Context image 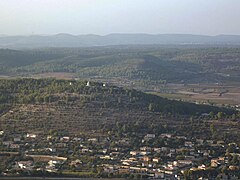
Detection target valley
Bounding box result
[0,46,239,179]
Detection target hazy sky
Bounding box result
[0,0,240,35]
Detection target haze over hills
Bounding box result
[1,34,240,49]
[1,46,240,93]
[1,0,240,178]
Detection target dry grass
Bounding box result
[150,83,240,106]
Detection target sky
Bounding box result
[0,0,240,36]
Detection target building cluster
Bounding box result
[0,130,239,179]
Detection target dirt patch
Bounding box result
[33,72,76,79]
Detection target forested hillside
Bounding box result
[0,46,240,86]
[0,49,65,73]
[0,79,239,179]
[0,78,236,133]
[0,78,234,115]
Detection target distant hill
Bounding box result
[0,78,235,121]
[1,34,240,49]
[0,78,236,138]
[0,46,240,86]
[0,79,236,135]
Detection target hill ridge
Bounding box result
[1,34,240,49]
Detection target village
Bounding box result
[0,128,239,179]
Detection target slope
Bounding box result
[0,79,236,135]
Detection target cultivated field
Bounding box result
[150,83,240,106]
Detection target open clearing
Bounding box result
[150,83,240,106]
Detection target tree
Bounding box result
[210,123,216,136]
[227,144,236,153]
[217,112,223,119]
[209,111,214,119]
[231,113,236,120]
[148,103,154,111]
[230,155,239,165]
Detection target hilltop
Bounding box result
[0,79,236,135]
[1,46,240,84]
[1,46,240,107]
[1,34,240,49]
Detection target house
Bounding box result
[110,152,120,156]
[167,152,175,158]
[201,113,210,117]
[130,151,138,156]
[140,151,150,156]
[217,140,225,145]
[153,148,161,153]
[175,136,187,140]
[55,143,67,148]
[60,136,70,141]
[211,157,225,167]
[48,160,63,167]
[82,148,91,153]
[140,147,152,151]
[152,158,160,163]
[17,160,33,169]
[86,81,90,87]
[170,149,176,153]
[161,147,169,152]
[141,162,151,167]
[100,155,112,160]
[200,150,210,157]
[196,139,204,145]
[177,160,193,165]
[111,147,119,151]
[154,172,165,179]
[197,164,207,170]
[103,165,116,173]
[70,159,82,167]
[160,133,173,138]
[144,134,155,141]
[10,144,20,149]
[46,148,56,152]
[0,130,4,135]
[145,134,155,138]
[47,135,52,140]
[143,156,150,162]
[99,149,108,154]
[88,138,97,142]
[73,137,83,141]
[13,137,21,142]
[26,133,37,138]
[122,161,130,166]
[206,140,214,144]
[184,141,194,147]
[129,157,137,161]
[45,166,58,172]
[129,166,148,173]
[163,165,179,175]
[2,141,13,146]
[229,165,239,171]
